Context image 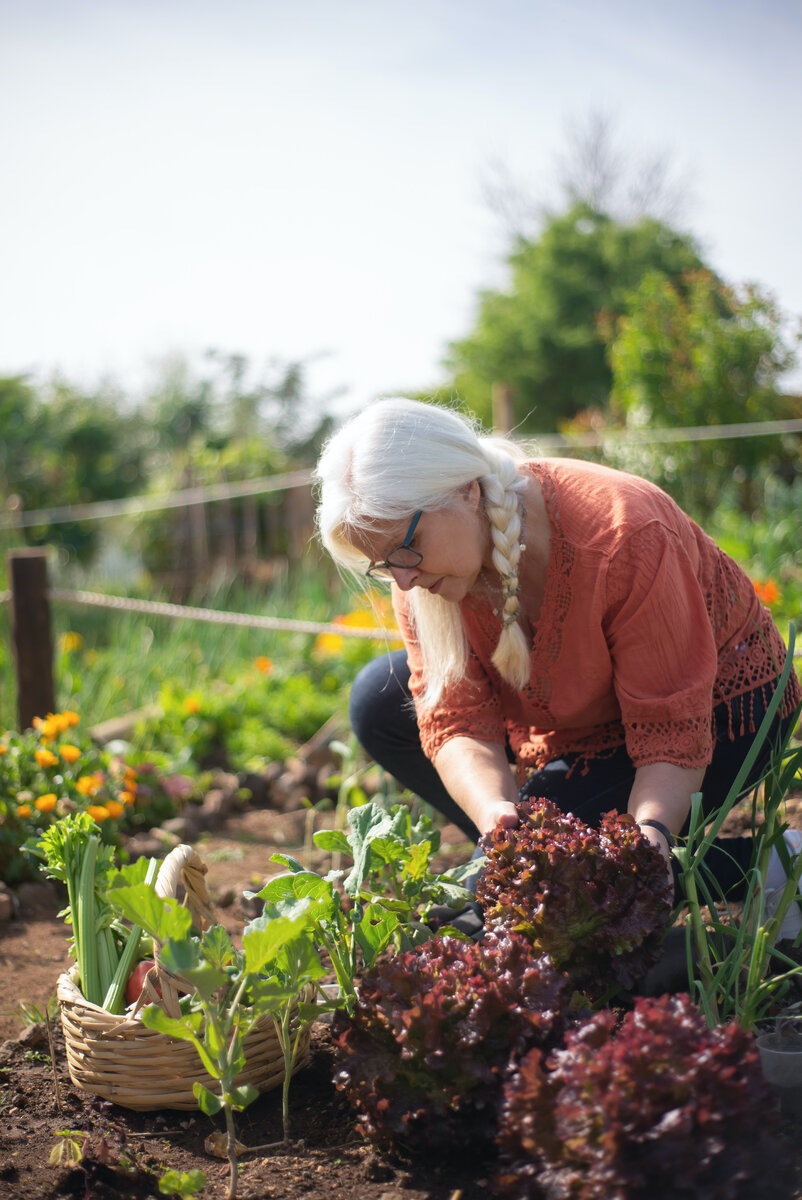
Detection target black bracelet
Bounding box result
[638,819,675,847]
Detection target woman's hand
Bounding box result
[475,798,519,838]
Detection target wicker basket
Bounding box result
[57,843,312,1110]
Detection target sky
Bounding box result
[2,0,801,417]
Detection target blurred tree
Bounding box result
[441,203,705,432]
[602,269,800,515]
[0,375,148,564]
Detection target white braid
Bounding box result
[479,447,531,689]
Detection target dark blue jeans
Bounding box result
[349,649,797,898]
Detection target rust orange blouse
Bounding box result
[392,459,800,779]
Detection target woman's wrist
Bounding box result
[637,817,675,847]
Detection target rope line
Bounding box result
[0,468,313,530]
[46,588,396,640]
[2,417,800,530]
[2,586,798,655]
[535,417,802,451]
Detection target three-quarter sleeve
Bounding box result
[392,590,507,761]
[604,521,718,768]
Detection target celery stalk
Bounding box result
[77,835,102,1005]
[102,857,159,1013]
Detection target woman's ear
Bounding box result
[459,479,482,511]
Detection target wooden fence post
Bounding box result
[8,548,55,729]
[491,381,516,434]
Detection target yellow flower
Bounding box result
[34,793,58,812]
[119,790,136,806]
[0,745,7,756]
[35,748,59,768]
[184,697,201,715]
[87,804,110,822]
[104,800,124,819]
[254,656,273,674]
[60,744,82,764]
[60,632,84,653]
[76,774,102,797]
[17,804,32,818]
[314,631,345,656]
[62,710,80,727]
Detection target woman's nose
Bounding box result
[390,565,420,590]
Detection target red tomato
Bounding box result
[125,959,160,1006]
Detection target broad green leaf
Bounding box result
[142,1007,220,1078]
[159,938,230,1001]
[204,1019,226,1062]
[242,897,321,974]
[401,841,432,881]
[368,836,410,867]
[141,1006,203,1042]
[227,1083,259,1110]
[355,902,399,966]
[444,857,485,883]
[193,1082,223,1115]
[269,851,306,873]
[312,829,352,855]
[248,976,300,1011]
[275,933,327,987]
[344,803,398,895]
[255,871,334,909]
[105,883,192,942]
[200,925,235,971]
[158,1168,206,1197]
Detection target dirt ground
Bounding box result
[1,796,801,1200]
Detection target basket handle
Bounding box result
[131,843,218,1021]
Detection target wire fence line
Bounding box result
[1,584,798,655]
[1,416,800,532]
[0,468,314,530]
[43,588,394,640]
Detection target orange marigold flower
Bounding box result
[254,656,273,674]
[184,697,201,714]
[76,774,102,796]
[62,710,80,727]
[35,748,59,768]
[104,800,124,819]
[0,745,7,756]
[119,790,136,806]
[17,804,32,818]
[87,804,110,822]
[34,793,58,812]
[60,744,82,764]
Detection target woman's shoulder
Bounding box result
[525,457,689,549]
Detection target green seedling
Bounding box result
[158,1167,207,1198]
[106,873,330,1200]
[49,1130,86,1166]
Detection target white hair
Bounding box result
[314,398,531,707]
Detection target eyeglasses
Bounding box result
[365,511,423,580]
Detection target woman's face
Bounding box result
[350,481,491,603]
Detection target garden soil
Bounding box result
[1,797,801,1200]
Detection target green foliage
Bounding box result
[674,628,802,1030]
[158,1168,207,1199]
[0,709,141,884]
[443,203,705,432]
[603,269,800,517]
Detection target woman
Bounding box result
[315,398,801,932]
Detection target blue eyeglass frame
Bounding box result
[365,510,423,579]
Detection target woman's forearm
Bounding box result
[628,761,705,854]
[433,736,520,836]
